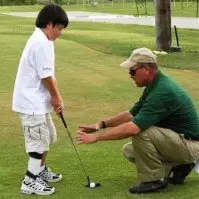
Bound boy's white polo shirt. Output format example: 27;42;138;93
12;28;55;115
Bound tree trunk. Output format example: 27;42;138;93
155;0;171;51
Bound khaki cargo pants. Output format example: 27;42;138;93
19;113;57;153
123;126;199;182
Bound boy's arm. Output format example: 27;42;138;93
42;76;64;114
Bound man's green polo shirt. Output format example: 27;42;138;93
130;70;199;139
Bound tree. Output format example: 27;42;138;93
155;0;171;51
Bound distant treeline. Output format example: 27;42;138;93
0;0;197;6
0;0;66;6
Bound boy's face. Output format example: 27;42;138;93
46;23;65;41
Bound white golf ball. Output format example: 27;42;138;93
89;182;96;188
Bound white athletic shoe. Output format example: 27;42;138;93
21;176;55;195
36;177;53;188
39;167;62;183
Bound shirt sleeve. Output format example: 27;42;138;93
34;43;54;79
129;88;147;116
132;93;171;131
129;100;142;116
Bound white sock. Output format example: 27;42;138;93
28;157;42;176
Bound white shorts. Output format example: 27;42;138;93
19;113;57;153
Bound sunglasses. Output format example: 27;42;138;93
129;66;144;76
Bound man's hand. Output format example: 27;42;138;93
78;123;100;134
75;131;98;144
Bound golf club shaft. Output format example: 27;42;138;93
60;113;90;184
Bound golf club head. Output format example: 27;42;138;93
95;183;101;187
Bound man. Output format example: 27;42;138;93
12;4;68;195
76;47;199;194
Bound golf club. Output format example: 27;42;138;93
59;112;101;188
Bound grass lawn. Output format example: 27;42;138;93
0;8;199;199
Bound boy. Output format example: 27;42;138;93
12;4;69;195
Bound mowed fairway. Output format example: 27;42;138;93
0;12;199;199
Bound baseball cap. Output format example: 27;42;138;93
120;47;157;68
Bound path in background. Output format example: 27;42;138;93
2;11;199;29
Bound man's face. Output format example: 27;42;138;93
129;64;149;87
46;23;65;41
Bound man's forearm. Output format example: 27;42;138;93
99;111;133;128
96;121;140;141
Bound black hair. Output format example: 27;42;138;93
35;4;69;28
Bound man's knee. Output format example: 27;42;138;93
122;142;135;163
133;126;158;143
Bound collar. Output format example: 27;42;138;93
145;70;162;93
34;27;53;46
34;27;49;41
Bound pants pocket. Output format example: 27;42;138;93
24;123;48;141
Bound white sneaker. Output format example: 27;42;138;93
36;177;53;188
21;176;55;195
39;167;62;183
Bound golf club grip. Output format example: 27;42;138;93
60;112;67;128
60;113;75;146
59;113;75;145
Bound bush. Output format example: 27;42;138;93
0;0;57;5
0;0;36;5
25;0;37;4
36;0;55;4
0;0;24;5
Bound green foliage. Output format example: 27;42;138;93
0;0;36;5
0;0;71;5
36;0;54;4
0;0;25;5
